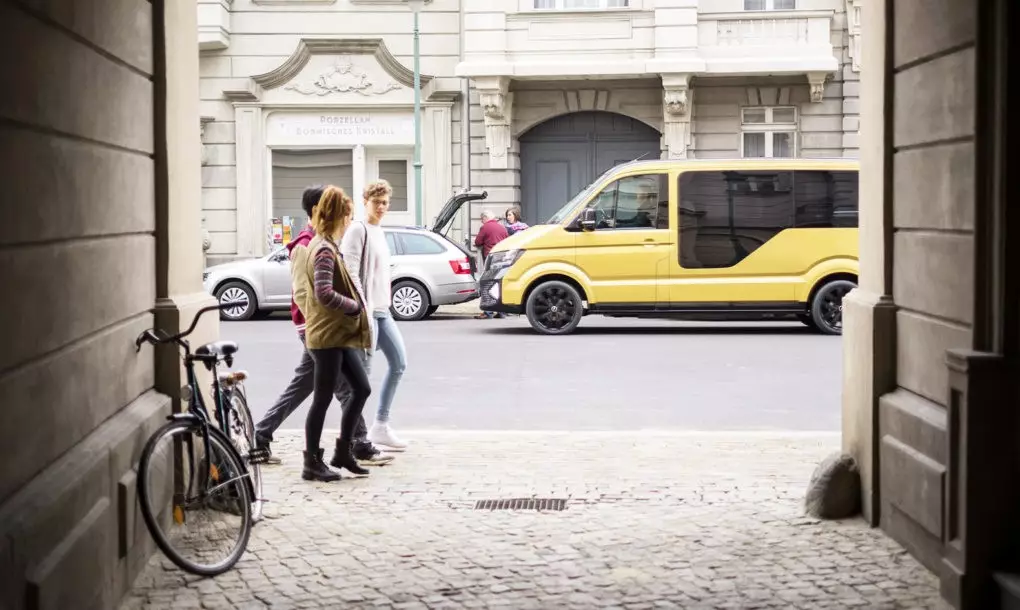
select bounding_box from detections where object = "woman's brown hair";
[312,185,354,239]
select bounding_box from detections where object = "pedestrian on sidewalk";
[474,209,509,319]
[341,180,409,451]
[252,185,393,472]
[503,206,529,236]
[292,185,374,482]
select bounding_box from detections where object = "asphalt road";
[222,312,843,432]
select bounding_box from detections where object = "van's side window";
[586,174,670,230]
[793,170,859,228]
[677,170,794,269]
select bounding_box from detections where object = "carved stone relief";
[474,77,513,169]
[284,57,401,97]
[807,72,828,103]
[662,73,693,159]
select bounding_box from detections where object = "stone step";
[995,572,1020,610]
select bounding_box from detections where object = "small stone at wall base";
[805,452,861,519]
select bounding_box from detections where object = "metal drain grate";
[474,498,568,511]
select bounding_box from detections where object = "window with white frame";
[743,0,796,10]
[741,106,797,158]
[534,0,628,9]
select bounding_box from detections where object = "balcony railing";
[697,10,837,74]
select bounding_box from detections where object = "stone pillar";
[662,73,693,159]
[154,0,219,409]
[840,0,896,526]
[353,144,367,222]
[424,104,453,224]
[474,76,513,170]
[233,103,265,257]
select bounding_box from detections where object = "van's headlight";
[487,249,524,272]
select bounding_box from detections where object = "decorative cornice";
[251,38,434,90]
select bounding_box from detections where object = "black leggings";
[306,348,371,454]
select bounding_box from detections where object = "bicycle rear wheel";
[137,420,253,576]
[227,388,264,521]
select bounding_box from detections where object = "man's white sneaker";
[368,422,408,451]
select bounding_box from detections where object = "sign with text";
[266,112,415,146]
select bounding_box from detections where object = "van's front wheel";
[810,279,856,335]
[525,280,584,335]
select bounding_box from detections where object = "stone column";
[153,0,220,414]
[424,104,453,224]
[353,144,367,222]
[233,103,265,257]
[662,73,694,159]
[840,0,896,526]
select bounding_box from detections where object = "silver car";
[203,190,489,322]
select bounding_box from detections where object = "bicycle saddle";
[196,340,239,358]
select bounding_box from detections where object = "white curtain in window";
[743,133,766,158]
[772,132,793,158]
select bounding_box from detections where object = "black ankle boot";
[302,449,341,482]
[329,439,370,476]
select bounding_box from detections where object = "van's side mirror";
[580,208,596,232]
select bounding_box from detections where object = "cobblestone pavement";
[122,431,942,610]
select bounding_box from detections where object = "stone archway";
[519,111,662,225]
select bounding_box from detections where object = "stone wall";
[0,1,213,608]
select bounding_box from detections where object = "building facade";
[198,0,861,264]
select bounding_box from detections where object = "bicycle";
[215,367,265,522]
[133,301,257,576]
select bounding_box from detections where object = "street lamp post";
[408,0,425,226]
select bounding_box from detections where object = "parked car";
[203,190,489,322]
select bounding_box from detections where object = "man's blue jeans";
[367,311,407,423]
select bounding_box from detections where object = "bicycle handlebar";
[135,301,246,351]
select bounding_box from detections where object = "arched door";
[519,111,661,225]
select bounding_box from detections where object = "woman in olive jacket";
[291,185,374,482]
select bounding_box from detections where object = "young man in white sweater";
[340,180,409,450]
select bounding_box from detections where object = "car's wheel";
[216,281,257,321]
[525,280,584,335]
[424,305,439,318]
[810,279,856,335]
[390,280,431,321]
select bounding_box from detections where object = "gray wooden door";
[520,111,661,225]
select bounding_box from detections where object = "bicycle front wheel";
[227,388,264,521]
[137,420,253,576]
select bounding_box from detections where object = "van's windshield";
[545,167,616,224]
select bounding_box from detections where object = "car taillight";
[448,258,472,275]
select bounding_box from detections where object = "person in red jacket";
[474,209,509,319]
[252,185,392,468]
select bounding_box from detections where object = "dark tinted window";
[398,232,446,255]
[677,170,794,269]
[585,174,670,230]
[793,170,859,228]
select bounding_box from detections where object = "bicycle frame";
[136,302,253,504]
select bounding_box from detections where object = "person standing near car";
[503,207,528,236]
[294,185,374,482]
[341,180,410,451]
[474,209,509,319]
[252,185,392,469]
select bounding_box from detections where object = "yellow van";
[478,158,859,335]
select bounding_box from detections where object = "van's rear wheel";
[525,281,583,335]
[810,279,856,335]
